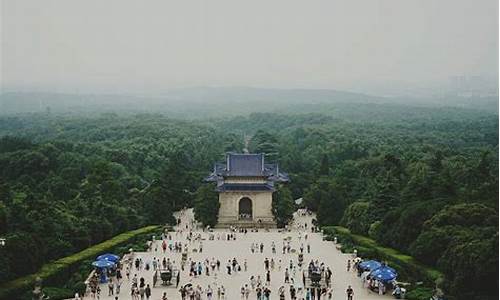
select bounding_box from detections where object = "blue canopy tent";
[96,253,120,263]
[370,266,398,283]
[92,260,115,268]
[92,260,116,283]
[359,260,382,271]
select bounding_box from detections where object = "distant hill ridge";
[0,87,497,117]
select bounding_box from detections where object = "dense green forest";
[0,99,498,300]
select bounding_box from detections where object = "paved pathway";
[94,209,391,300]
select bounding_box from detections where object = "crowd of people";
[84,208,387,300]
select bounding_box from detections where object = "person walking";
[256,287,262,300]
[145,284,151,300]
[139,284,145,300]
[346,285,354,300]
[263,287,271,300]
[220,285,226,299]
[206,285,213,300]
[290,285,297,300]
[244,284,250,300]
[250,275,256,289]
[378,281,384,295]
[108,280,114,296]
[306,288,312,300]
[327,287,333,300]
[279,286,286,300]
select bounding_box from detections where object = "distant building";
[205,153,289,228]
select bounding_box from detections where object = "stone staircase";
[215,219,277,229]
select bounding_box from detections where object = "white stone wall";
[218,191,275,225]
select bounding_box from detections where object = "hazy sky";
[1,0,498,94]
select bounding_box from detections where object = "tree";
[272,184,295,227]
[143,152,191,225]
[317,187,345,226]
[304,178,346,225]
[4,231,43,278]
[0,202,7,235]
[249,130,279,161]
[193,184,219,227]
[318,153,330,176]
[409,204,499,300]
[340,201,371,234]
[0,102,497,300]
[143,184,175,226]
[438,232,498,300]
[376,200,445,251]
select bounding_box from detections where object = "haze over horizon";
[1,0,498,97]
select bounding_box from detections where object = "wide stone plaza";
[94,209,391,300]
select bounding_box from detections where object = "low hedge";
[406,287,434,300]
[322,226,443,286]
[39,287,75,300]
[0,225,161,300]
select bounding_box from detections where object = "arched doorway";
[239,197,253,220]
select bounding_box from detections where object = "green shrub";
[43,287,75,300]
[406,287,434,300]
[323,226,354,253]
[322,226,443,286]
[72,282,87,295]
[0,225,160,299]
[356,246,378,258]
[18,286,75,300]
[368,220,381,240]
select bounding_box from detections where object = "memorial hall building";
[205,153,289,228]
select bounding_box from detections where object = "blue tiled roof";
[227,153,264,176]
[204,153,290,184]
